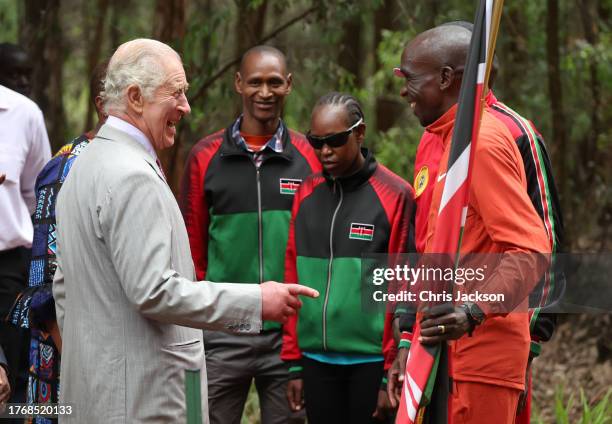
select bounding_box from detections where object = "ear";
[355,122,366,145]
[285,73,293,95]
[126,85,144,114]
[94,95,107,122]
[234,72,243,94]
[439,66,454,91]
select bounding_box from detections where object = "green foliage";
[534,387,612,424]
[241,383,261,424]
[0,0,19,42]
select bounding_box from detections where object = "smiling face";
[398,47,445,128]
[140,56,191,150]
[235,52,292,133]
[310,104,365,178]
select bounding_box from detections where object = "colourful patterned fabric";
[8,135,90,424]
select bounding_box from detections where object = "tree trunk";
[577,0,601,181]
[84,0,110,132]
[374,0,402,134]
[338,16,363,86]
[152,0,187,195]
[546,0,570,242]
[498,3,528,106]
[20,0,66,152]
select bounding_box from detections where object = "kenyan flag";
[349,223,374,241]
[280,178,301,195]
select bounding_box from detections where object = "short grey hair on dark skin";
[438,21,500,86]
[403,25,473,72]
[239,45,288,74]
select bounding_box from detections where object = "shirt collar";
[105,115,158,160]
[230,115,284,153]
[485,89,497,107]
[425,104,458,145]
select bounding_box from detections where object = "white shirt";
[0,85,51,251]
[105,115,158,161]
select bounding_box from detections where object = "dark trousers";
[302,356,385,424]
[204,330,292,424]
[0,247,31,407]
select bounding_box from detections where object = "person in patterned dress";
[8,61,107,423]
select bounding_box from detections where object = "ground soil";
[532,314,612,422]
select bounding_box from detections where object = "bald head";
[104,38,182,113]
[402,25,471,71]
[239,45,287,74]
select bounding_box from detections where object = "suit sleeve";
[100,170,262,332]
[180,149,210,281]
[281,189,302,365]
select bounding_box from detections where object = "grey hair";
[103,38,181,114]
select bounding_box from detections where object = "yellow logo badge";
[414,166,429,198]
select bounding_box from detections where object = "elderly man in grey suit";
[52,38,318,423]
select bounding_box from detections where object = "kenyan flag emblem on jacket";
[349,223,374,241]
[280,178,301,195]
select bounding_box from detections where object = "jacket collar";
[324,148,377,192]
[220,119,294,161]
[95,124,165,182]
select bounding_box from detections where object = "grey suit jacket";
[53,124,262,423]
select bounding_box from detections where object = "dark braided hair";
[314,92,364,127]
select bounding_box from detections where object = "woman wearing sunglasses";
[281,92,415,423]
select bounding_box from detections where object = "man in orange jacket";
[390,25,550,422]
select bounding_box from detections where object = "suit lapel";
[96,124,167,183]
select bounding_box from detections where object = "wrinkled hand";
[372,389,392,421]
[419,307,470,345]
[287,378,304,411]
[0,365,10,404]
[517,358,532,414]
[261,282,319,324]
[387,347,408,408]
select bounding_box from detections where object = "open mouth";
[166,120,178,133]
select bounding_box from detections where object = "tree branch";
[188,5,317,104]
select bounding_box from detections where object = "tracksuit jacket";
[180,121,321,331]
[403,92,564,355]
[281,149,415,370]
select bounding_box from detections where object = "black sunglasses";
[306,118,363,149]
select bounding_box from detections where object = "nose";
[178,93,191,116]
[260,83,272,99]
[320,143,333,156]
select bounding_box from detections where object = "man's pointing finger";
[287,284,319,298]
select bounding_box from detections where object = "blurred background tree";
[0,1,610,421]
[0,0,609,255]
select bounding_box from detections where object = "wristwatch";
[459,302,485,336]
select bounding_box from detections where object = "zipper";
[322,181,343,351]
[256,165,264,284]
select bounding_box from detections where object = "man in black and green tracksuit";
[180,46,320,424]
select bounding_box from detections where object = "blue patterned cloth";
[8,135,90,424]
